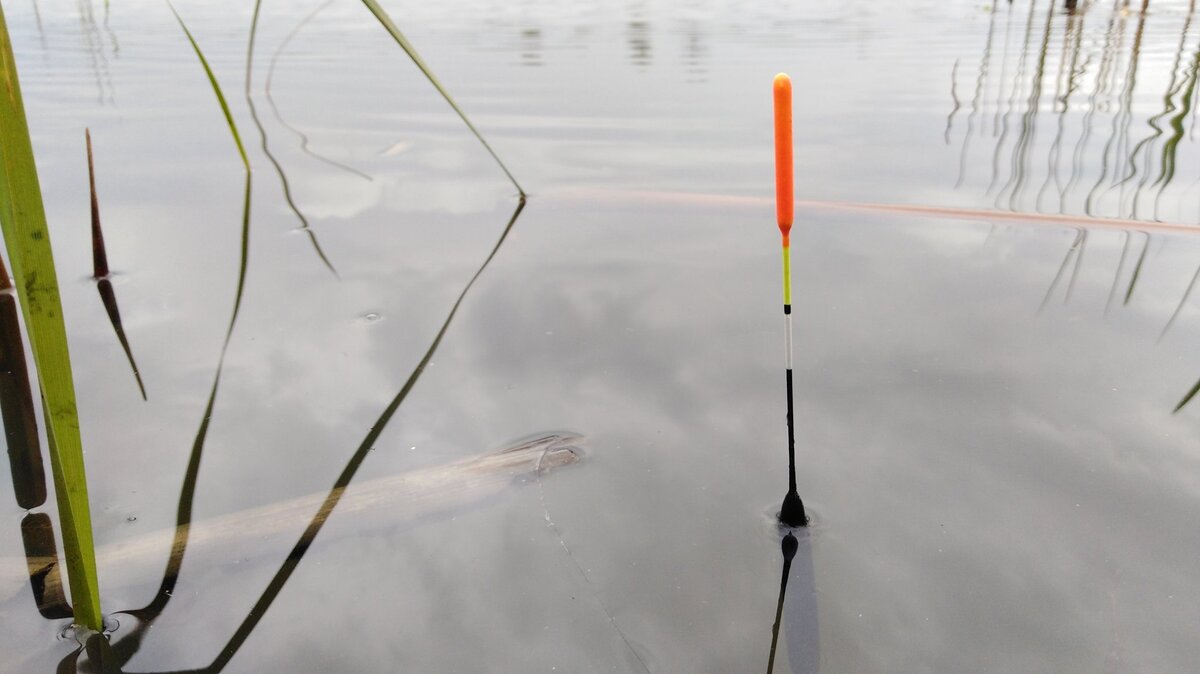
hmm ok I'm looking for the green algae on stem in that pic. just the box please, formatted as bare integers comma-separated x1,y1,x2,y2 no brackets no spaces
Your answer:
0,2,103,631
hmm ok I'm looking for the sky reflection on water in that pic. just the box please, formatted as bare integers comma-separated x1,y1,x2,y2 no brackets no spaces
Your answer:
1,0,1200,672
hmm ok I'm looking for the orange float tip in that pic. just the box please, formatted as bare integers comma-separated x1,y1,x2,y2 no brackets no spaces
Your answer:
773,73,794,235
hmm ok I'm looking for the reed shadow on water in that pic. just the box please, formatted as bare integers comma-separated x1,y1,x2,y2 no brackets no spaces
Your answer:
244,0,339,278
53,1,534,667
63,195,527,673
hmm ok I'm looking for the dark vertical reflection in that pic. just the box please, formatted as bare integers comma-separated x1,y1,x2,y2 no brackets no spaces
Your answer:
113,197,526,674
952,0,1200,222
96,280,146,401
765,533,795,674
945,59,961,144
244,0,339,277
1084,0,1128,214
764,530,818,674
76,0,113,104
1108,6,1148,213
1065,227,1087,303
991,0,1017,138
1105,229,1131,314
264,0,373,183
1159,260,1200,340
1039,228,1085,310
1172,369,1200,411
955,5,997,188
1151,41,1200,220
87,130,147,399
30,0,46,50
1120,8,1188,219
1065,0,1122,206
989,0,1037,194
996,0,1054,210
1122,230,1150,305
520,27,542,67
682,20,707,82
104,5,261,656
21,513,74,619
87,130,109,279
99,194,525,673
627,3,651,68
107,170,251,662
85,632,120,674
1036,6,1085,213
58,646,85,674
101,0,118,56
0,257,46,509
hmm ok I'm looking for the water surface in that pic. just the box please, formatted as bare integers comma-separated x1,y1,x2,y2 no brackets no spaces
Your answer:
2,0,1200,671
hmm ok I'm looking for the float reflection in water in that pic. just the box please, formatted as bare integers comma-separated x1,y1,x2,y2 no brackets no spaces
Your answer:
766,529,819,674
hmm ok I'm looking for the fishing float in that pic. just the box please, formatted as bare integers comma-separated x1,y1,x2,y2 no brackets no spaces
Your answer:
774,73,808,528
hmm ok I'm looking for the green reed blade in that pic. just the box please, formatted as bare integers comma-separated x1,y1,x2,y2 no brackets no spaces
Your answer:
0,4,103,630
1174,376,1200,413
358,0,525,197
168,2,249,172
117,7,257,636
170,3,252,336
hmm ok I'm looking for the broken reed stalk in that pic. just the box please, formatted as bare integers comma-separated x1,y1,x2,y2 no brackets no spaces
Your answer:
86,129,108,279
85,130,148,399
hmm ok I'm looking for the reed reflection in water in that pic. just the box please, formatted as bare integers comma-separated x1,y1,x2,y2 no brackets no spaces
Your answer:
950,0,1200,223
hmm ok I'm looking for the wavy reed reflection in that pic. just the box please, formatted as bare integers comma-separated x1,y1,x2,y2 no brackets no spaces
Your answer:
952,0,1200,224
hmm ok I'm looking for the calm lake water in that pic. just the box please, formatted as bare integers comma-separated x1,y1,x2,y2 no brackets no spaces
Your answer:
2,0,1200,671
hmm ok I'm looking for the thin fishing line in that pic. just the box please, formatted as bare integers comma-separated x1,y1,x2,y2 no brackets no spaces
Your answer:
534,447,652,674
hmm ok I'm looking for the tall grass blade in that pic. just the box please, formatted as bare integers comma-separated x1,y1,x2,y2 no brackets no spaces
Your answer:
169,3,252,338
358,0,525,197
168,3,249,171
0,4,104,630
1174,375,1200,413
107,10,256,660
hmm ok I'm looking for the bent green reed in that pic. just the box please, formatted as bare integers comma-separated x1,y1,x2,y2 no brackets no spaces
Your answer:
0,3,103,631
